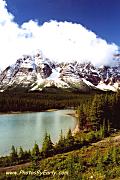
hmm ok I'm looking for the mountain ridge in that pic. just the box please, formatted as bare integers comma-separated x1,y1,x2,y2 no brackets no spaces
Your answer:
0,51,120,92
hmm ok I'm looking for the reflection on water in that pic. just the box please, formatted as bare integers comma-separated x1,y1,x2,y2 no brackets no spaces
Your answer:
0,110,76,156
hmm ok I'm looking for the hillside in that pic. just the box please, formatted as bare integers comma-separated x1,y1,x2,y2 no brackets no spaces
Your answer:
0,131,120,179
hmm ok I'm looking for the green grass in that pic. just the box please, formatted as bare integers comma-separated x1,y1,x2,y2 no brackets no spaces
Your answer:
1,131,120,180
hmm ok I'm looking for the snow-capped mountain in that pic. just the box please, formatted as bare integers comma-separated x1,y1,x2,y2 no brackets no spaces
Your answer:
0,51,120,92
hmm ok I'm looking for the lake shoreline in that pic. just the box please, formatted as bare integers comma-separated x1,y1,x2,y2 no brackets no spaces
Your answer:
0,109,77,157
0,109,80,135
66,111,80,135
0,109,59,115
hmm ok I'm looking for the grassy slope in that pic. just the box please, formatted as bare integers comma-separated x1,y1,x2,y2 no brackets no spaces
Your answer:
0,131,120,180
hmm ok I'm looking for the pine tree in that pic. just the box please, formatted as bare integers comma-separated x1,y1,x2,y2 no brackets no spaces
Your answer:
32,143,40,158
90,95,105,130
65,129,74,150
42,132,54,157
56,130,65,153
10,145,18,162
77,106,86,130
113,91,120,128
18,146,24,160
24,150,31,160
99,120,107,139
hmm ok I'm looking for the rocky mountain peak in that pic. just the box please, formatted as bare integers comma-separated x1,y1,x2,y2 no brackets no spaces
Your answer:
0,51,120,92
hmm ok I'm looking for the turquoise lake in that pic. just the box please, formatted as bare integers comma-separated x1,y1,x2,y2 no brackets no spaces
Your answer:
0,110,76,156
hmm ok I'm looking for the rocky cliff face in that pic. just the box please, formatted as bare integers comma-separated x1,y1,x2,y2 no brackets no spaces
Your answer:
0,51,120,92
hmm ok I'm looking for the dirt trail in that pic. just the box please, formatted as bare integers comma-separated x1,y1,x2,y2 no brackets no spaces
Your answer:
113,135,120,142
0,162,31,173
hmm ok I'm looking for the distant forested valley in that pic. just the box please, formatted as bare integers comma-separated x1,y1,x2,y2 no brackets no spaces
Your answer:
0,88,120,130
0,88,113,111
0,88,95,112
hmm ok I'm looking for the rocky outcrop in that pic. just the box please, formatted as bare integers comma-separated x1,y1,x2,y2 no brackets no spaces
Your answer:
0,51,120,92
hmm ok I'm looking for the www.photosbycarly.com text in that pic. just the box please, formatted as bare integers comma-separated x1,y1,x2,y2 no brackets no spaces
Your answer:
6,169,69,177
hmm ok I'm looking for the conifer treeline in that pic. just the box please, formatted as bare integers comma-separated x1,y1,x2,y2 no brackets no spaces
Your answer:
77,91,120,130
0,127,110,167
0,90,94,112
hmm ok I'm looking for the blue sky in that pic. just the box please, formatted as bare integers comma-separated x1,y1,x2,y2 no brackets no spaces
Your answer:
0,0,119,69
6,0,120,45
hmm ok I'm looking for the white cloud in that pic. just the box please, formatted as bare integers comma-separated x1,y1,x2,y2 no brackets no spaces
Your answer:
0,0,119,69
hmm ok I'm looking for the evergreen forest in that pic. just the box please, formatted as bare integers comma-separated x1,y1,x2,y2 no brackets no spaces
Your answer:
0,89,120,179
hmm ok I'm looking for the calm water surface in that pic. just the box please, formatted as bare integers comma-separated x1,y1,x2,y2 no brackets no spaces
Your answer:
0,110,76,156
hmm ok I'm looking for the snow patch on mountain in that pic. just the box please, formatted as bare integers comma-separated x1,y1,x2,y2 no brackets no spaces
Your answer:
82,78,95,87
97,81,119,92
0,51,120,92
47,69,60,80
